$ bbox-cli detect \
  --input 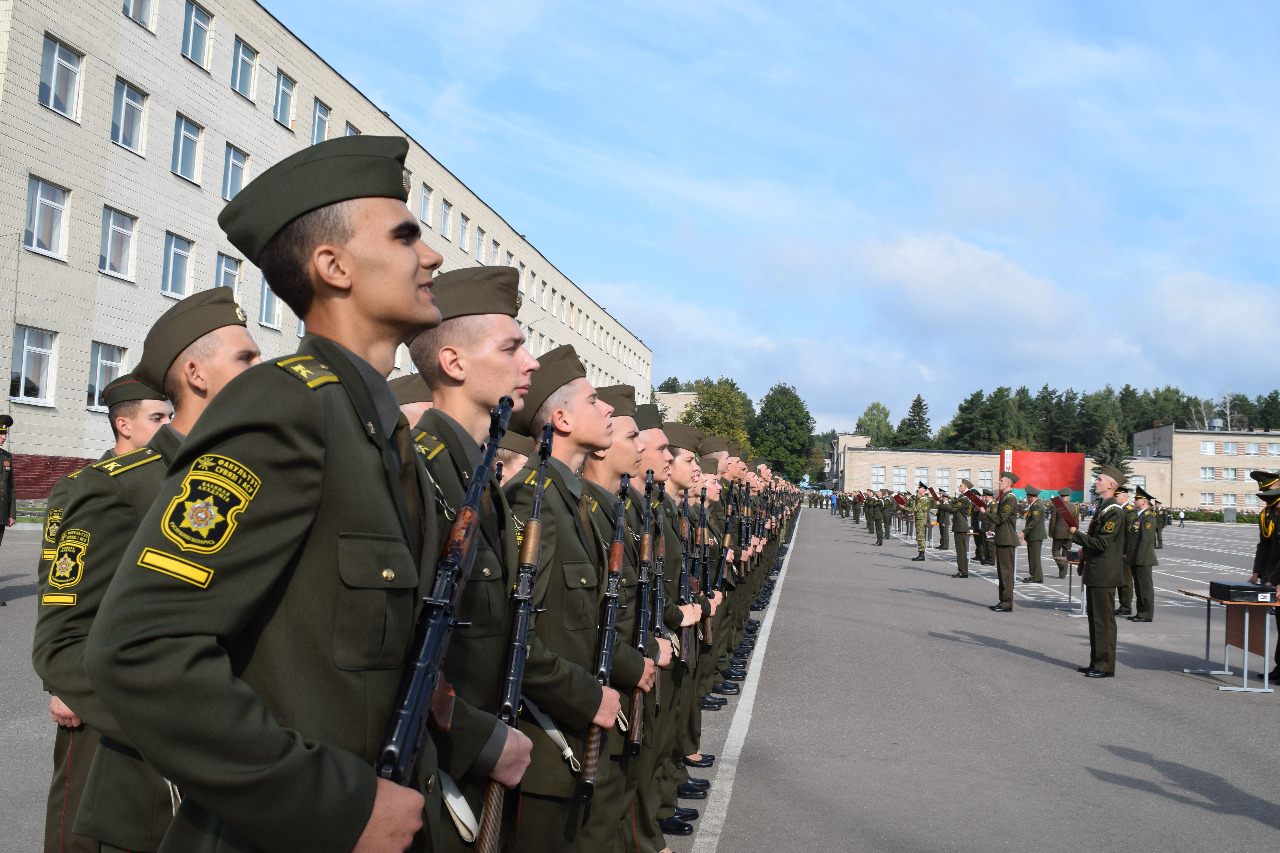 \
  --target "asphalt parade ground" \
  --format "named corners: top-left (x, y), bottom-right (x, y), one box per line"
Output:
top-left (2, 514), bottom-right (1278, 852)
